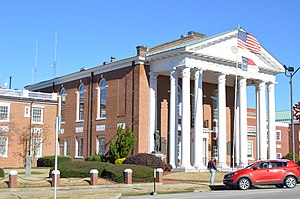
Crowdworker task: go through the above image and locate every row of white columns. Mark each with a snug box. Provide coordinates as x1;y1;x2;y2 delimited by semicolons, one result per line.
149;67;277;170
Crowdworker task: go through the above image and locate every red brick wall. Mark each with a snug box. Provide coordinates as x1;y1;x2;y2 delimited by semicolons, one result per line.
0;100;57;168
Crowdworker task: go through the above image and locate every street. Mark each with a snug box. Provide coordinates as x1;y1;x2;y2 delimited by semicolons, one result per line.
124;185;300;199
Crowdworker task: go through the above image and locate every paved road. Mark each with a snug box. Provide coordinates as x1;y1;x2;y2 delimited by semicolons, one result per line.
124;185;300;199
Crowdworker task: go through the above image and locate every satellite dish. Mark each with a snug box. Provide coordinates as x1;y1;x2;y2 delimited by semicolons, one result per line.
231;46;238;54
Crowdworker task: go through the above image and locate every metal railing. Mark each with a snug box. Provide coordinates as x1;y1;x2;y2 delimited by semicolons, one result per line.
0;88;57;101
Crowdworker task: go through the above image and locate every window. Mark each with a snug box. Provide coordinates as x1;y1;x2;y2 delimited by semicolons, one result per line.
24;107;30;117
276;130;281;141
97;79;106;119
97;136;106;156
298;130;300;142
77;83;85;121
0;103;10;122
32;107;43;123
212;140;218;159
276;153;282;159
247;140;253;159
31;138;42;158
76;137;83;158
259;162;270;169
0;136;8;157
60;87;67;122
59;138;71;156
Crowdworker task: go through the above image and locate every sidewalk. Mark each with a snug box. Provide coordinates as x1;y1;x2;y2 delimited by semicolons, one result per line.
0;181;212;199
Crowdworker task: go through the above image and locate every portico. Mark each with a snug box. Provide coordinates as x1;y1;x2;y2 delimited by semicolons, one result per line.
147;29;284;170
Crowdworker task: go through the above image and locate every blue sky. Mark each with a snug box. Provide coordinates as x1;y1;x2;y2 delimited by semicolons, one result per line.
0;0;299;111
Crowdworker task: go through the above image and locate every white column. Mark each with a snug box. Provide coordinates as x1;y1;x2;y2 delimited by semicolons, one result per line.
239;78;248;167
268;82;276;159
181;67;192;169
217;73;228;168
255;85;260;160
149;72;158;153
258;81;267;160
234;90;240;167
169;69;178;168
193;68;205;169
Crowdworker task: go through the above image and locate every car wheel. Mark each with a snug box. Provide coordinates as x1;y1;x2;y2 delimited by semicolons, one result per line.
285;176;297;188
238;178;251;190
275;184;284;188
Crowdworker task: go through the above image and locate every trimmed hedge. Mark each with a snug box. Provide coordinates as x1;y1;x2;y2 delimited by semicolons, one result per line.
50;161;154;183
123;153;164;169
37;156;72;167
0;168;4;177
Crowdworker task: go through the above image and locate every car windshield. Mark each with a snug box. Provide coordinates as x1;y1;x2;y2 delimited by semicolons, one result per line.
244;161;258;169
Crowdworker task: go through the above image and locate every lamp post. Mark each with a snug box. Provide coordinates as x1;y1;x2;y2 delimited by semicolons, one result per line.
283;65;300;162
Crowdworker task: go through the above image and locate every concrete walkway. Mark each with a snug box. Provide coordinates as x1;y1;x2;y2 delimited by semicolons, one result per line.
0;181;212;199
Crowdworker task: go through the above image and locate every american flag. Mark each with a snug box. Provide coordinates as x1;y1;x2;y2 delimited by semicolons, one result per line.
238;30;261;54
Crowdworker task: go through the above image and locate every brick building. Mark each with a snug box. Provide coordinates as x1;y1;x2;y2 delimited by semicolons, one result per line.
25;28;285;170
0;88;57;167
246;108;290;164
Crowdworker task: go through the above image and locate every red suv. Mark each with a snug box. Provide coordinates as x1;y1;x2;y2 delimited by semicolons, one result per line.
223;159;300;190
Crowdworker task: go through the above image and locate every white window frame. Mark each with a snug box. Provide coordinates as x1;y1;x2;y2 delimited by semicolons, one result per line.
96;79;107;120
0;102;10;122
276;153;282;159
276;130;282;141
75;137;83;158
31;138;42;158
247;140;254;159
0;136;8;157
59;87;67;123
298;130;300;142
31;128;43;134
24;107;30;117
76;84;85;122
31;107;44;124
96;136;106;156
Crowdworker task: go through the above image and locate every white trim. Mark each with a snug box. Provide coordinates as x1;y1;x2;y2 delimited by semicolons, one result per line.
24;107;30;117
75;137;84;158
0;102;10;122
276;130;282;141
247;140;254;159
0;136;8;157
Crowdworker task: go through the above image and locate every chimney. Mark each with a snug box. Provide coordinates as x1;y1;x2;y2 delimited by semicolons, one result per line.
136;45;148;56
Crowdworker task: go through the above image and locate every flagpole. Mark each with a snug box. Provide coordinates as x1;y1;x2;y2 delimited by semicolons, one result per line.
232;25;240;169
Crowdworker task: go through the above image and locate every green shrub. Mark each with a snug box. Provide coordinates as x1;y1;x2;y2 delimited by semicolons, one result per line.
85;154;103;161
50;161;153;183
123;153;164;169
283;153;300;162
37;156;72;167
85;156;93;161
109;126;136;163
0;168;4;177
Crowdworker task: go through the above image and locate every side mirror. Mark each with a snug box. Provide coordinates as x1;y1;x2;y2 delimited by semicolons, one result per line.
253;166;258;170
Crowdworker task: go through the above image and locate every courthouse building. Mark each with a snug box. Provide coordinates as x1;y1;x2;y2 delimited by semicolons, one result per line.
25;28;285;171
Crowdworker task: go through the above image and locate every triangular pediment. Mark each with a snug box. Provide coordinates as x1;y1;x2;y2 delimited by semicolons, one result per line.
184;29;284;75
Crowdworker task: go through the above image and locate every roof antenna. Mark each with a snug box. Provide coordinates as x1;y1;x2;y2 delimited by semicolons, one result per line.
51;31;58;77
32;40;38;83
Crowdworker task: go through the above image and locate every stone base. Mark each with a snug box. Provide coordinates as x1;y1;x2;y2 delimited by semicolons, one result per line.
172;166;197;172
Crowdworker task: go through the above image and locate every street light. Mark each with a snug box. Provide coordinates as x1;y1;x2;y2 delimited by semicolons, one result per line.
283;65;300;162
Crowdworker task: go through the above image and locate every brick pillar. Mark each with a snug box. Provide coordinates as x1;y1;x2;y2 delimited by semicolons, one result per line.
156;168;163;183
51;170;60;187
124;169;132;184
8;170;18;188
90;169;99;186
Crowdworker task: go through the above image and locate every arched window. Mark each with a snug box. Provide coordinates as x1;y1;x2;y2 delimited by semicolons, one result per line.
77;83;85;121
59;87;66;122
97;79;106;119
